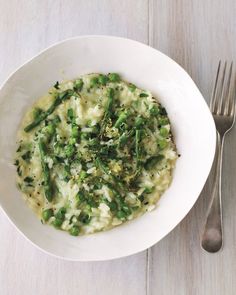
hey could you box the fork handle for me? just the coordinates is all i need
[201,131,224,253]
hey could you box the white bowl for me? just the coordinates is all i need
[0,36,216,261]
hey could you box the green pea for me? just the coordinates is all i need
[79,171,88,181]
[53,218,63,228]
[74,79,83,92]
[149,105,159,116]
[158,117,169,126]
[116,210,126,220]
[72,125,79,138]
[135,116,144,128]
[108,73,120,82]
[158,139,167,149]
[69,225,80,236]
[76,191,86,204]
[160,127,169,137]
[107,200,117,211]
[67,108,74,121]
[90,76,99,87]
[42,208,54,221]
[87,197,98,208]
[122,205,132,216]
[98,74,108,85]
[144,187,154,194]
[55,207,66,220]
[144,155,164,170]
[78,212,91,224]
[128,83,136,92]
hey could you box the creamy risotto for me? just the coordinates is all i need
[14,73,177,236]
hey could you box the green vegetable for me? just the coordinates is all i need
[122,204,132,216]
[158,139,167,150]
[128,83,136,92]
[39,139,53,202]
[116,210,126,220]
[24,176,33,183]
[100,88,115,133]
[21,151,31,161]
[79,212,91,224]
[108,73,120,82]
[53,218,63,228]
[160,127,169,137]
[42,208,54,221]
[95,157,109,174]
[135,129,141,162]
[159,107,167,115]
[149,105,159,116]
[16,145,22,152]
[144,187,154,194]
[139,93,148,97]
[107,200,117,211]
[67,108,74,122]
[79,170,88,181]
[63,165,71,182]
[24,90,74,132]
[54,81,60,89]
[144,155,164,170]
[55,207,66,220]
[69,225,80,236]
[157,116,168,125]
[114,111,128,128]
[72,125,79,138]
[17,166,22,176]
[76,191,86,203]
[33,107,43,119]
[90,76,99,87]
[64,144,75,158]
[98,74,108,85]
[73,79,83,92]
[138,195,144,202]
[135,116,144,129]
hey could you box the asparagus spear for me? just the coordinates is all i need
[135,129,141,163]
[114,111,128,128]
[100,88,114,134]
[24,90,74,132]
[39,139,53,202]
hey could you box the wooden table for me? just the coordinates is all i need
[1,1,236,294]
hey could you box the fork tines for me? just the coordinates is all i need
[210,61,235,116]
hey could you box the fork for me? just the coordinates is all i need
[201,61,235,253]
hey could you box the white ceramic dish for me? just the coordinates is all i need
[0,36,216,261]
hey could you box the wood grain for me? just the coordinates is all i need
[149,1,236,294]
[0,1,148,295]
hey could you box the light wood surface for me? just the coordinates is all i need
[0,1,236,294]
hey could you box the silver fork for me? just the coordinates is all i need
[201,61,235,253]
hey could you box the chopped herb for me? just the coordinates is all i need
[24,176,34,183]
[139,93,148,97]
[54,81,60,89]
